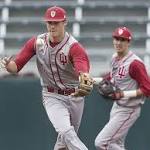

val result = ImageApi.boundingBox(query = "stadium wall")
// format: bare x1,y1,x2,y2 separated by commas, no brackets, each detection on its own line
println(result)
0,78,149,150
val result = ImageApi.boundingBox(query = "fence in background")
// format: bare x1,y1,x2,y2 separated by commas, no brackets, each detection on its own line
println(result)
0,78,149,150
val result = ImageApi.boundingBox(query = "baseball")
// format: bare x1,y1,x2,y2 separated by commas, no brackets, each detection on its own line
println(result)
36,38,44,47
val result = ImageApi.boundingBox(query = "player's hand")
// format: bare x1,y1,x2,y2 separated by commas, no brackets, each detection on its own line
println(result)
0,56,13,67
108,91,124,100
71,73,94,97
0,56,17,73
0,56,12,69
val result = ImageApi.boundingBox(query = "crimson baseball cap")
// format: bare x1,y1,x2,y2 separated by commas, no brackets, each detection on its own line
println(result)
112,27,132,41
44,6,67,22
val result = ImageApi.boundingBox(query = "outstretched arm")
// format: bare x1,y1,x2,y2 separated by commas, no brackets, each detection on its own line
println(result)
2,37,36,74
69,43,93,97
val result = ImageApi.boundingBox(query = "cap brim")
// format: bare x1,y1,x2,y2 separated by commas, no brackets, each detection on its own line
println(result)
113,36,131,40
44,18,65,22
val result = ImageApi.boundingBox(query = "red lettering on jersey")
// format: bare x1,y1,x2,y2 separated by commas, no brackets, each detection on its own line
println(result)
118,66,126,78
60,52,67,65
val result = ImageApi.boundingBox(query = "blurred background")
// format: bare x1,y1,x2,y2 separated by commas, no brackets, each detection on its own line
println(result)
0,0,150,150
0,0,150,76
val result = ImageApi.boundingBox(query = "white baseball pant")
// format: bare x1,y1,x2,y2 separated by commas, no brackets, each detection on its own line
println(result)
95,103,141,150
42,91,88,150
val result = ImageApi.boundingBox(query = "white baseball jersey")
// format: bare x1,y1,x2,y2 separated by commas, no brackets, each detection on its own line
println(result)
35,32,79,90
110,51,145,107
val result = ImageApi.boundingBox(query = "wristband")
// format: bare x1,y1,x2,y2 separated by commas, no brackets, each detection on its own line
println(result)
123,90,137,98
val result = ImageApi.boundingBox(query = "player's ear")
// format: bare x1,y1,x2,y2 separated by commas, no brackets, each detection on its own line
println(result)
64,20,68,26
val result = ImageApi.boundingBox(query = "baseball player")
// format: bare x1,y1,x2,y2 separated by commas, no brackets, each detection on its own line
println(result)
94,27,150,150
2,6,93,150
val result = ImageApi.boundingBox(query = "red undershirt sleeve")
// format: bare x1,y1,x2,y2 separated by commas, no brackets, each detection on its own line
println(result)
129,60,150,96
14,37,36,72
69,42,90,75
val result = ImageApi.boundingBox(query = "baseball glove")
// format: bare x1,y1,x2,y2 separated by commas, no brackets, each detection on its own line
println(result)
71,73,94,97
98,79,123,100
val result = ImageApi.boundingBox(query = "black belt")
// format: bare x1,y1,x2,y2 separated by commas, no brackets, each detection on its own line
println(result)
47,87,75,96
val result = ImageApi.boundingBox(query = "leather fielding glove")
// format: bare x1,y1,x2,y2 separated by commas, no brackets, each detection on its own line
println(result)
98,78,123,100
71,73,94,97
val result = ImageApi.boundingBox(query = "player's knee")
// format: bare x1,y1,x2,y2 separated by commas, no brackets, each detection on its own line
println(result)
95,137,107,150
61,126,83,145
56,124,72,134
95,138,102,149
60,126,76,138
54,146,67,150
